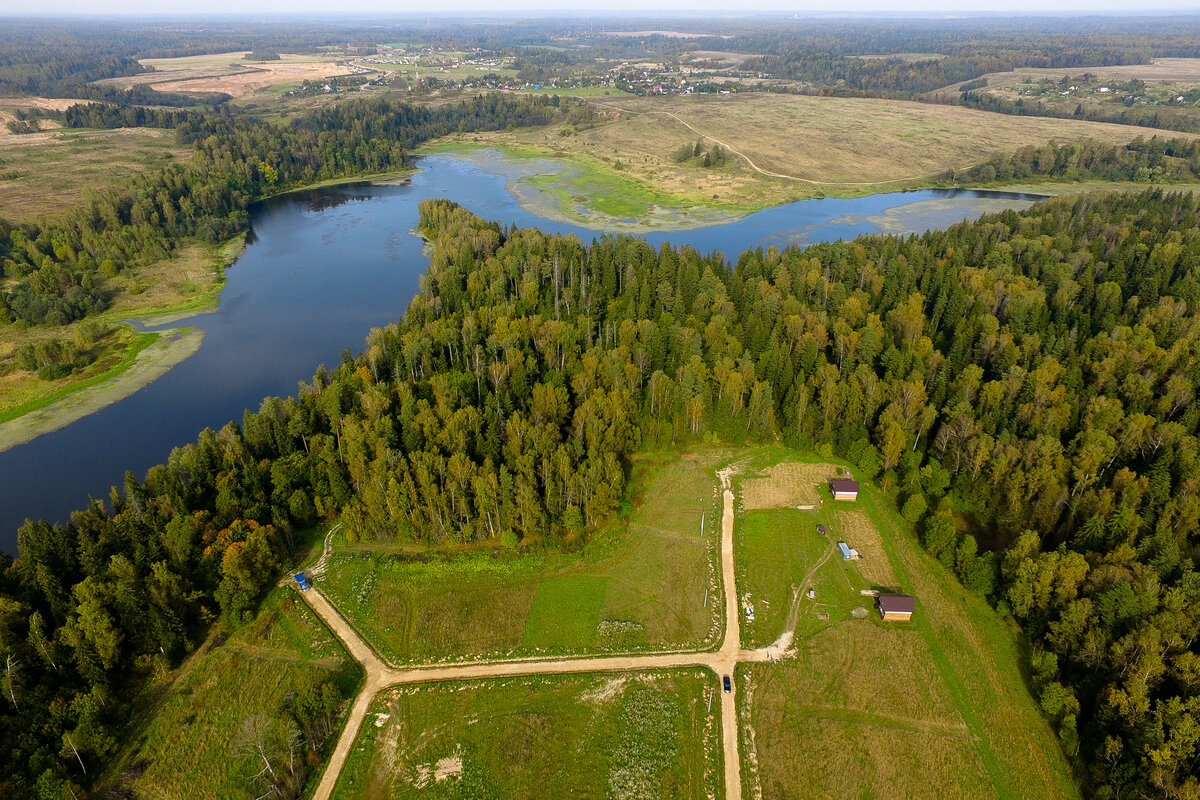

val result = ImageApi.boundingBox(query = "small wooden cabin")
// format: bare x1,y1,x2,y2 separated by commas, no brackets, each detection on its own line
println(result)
877,594,916,622
828,478,860,501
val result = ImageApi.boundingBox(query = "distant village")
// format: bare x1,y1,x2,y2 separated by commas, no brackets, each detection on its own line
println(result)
344,44,760,97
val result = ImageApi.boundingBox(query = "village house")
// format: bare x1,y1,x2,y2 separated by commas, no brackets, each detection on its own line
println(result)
877,594,916,621
828,478,860,501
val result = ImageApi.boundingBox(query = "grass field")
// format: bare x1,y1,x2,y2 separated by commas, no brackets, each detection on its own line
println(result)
443,92,1200,218
733,448,1080,800
0,125,189,222
101,587,360,800
331,668,719,800
319,450,726,664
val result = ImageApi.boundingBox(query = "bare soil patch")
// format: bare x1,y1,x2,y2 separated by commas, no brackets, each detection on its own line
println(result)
690,50,757,65
741,461,836,510
151,62,355,99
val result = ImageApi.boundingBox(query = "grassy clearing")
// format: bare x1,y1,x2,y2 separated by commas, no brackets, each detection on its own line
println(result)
102,587,360,800
0,126,189,223
733,447,1079,800
320,450,726,664
331,668,720,800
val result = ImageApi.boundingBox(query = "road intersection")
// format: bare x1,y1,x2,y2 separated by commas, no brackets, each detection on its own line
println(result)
300,467,797,800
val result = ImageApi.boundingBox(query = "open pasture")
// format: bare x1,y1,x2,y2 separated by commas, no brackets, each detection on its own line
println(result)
0,125,188,222
331,669,719,800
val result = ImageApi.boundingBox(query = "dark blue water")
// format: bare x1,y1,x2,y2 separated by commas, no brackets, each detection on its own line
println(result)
0,152,1043,554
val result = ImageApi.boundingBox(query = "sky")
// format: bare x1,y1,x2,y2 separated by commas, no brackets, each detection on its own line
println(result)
1,1,1199,15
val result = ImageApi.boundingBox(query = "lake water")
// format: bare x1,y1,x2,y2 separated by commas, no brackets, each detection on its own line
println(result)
0,151,1043,554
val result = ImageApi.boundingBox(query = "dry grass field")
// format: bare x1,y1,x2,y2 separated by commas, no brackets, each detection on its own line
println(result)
740,461,835,510
0,124,189,222
332,669,719,800
453,92,1198,212
839,509,898,587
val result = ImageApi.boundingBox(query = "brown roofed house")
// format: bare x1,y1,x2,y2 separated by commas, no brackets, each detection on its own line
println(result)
877,594,915,622
828,478,860,501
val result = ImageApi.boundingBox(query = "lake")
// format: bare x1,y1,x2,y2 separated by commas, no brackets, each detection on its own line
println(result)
0,150,1043,554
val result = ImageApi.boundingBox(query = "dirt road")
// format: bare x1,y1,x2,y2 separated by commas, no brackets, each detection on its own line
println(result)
302,465,775,800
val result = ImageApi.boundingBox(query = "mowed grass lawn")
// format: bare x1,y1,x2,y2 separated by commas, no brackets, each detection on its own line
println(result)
320,449,728,664
331,669,719,800
103,588,360,800
734,450,1079,800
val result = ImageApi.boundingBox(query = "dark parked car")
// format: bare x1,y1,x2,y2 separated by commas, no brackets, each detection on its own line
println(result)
723,675,732,693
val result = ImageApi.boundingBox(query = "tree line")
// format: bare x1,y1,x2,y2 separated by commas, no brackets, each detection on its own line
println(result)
4,184,1200,795
958,88,1200,135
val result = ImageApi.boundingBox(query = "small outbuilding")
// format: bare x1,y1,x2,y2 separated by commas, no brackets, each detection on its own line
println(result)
877,594,915,622
837,541,861,561
829,478,860,501
817,524,827,536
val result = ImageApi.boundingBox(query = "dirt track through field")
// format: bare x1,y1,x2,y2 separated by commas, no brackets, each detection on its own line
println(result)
594,100,971,188
301,466,782,800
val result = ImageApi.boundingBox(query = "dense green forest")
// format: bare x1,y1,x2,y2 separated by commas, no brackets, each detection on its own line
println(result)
3,185,1200,797
948,135,1200,185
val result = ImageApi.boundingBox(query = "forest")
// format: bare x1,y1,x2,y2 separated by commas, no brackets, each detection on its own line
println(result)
1,181,1199,797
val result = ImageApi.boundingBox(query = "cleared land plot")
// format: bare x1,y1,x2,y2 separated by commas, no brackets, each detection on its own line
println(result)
740,460,835,510
320,450,726,663
840,508,898,588
152,62,357,98
737,450,1079,800
331,669,719,800
453,92,1200,215
0,126,188,222
735,507,831,649
102,588,359,800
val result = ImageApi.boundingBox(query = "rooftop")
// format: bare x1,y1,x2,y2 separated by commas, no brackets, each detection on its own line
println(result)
878,594,916,614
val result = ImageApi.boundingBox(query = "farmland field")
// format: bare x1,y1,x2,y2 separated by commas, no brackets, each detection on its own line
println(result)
318,450,727,664
100,588,360,800
331,669,719,800
93,51,364,99
733,450,1080,800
